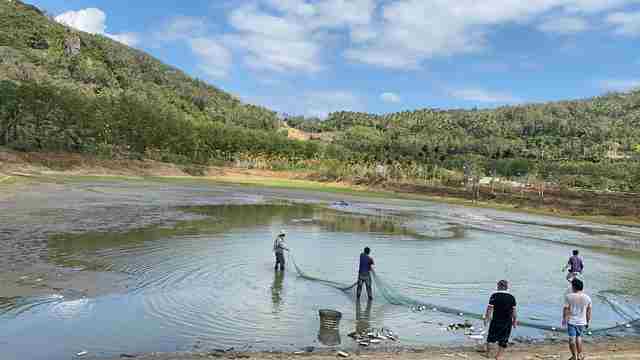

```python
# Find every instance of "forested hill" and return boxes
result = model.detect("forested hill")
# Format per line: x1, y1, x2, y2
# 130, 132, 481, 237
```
0, 0, 319, 163
0, 0, 277, 127
289, 93, 640, 164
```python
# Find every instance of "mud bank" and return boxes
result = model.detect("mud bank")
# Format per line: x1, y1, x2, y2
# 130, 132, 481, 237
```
109, 338, 640, 360
1, 149, 639, 226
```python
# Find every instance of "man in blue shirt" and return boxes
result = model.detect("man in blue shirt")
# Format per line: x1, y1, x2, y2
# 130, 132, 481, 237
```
563, 250, 584, 281
357, 247, 375, 301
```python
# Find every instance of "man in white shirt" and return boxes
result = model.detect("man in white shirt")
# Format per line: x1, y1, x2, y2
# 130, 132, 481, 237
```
562, 278, 592, 360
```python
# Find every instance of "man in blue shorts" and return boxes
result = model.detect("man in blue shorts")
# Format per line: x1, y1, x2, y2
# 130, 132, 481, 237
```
563, 278, 592, 360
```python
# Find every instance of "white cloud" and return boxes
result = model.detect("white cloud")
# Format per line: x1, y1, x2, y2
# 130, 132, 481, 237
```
55, 8, 106, 34
189, 38, 233, 78
55, 8, 139, 47
600, 79, 640, 92
156, 16, 208, 41
563, 0, 639, 13
450, 88, 521, 103
225, 0, 376, 73
350, 25, 378, 42
266, 0, 317, 17
345, 0, 639, 69
107, 33, 140, 47
607, 12, 640, 36
538, 16, 589, 34
156, 16, 232, 79
227, 4, 322, 73
380, 92, 401, 103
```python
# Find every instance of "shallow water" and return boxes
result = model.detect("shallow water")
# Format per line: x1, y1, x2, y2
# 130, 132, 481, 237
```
1, 178, 639, 360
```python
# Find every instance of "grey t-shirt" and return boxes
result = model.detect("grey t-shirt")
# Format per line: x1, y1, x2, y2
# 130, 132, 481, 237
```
565, 292, 592, 326
274, 238, 287, 254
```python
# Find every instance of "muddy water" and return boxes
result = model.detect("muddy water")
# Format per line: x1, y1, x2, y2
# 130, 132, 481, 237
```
1, 177, 639, 360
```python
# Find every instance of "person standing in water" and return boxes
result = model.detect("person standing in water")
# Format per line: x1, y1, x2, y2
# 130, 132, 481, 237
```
484, 280, 517, 360
356, 247, 375, 301
563, 278, 592, 360
273, 230, 289, 271
563, 250, 584, 281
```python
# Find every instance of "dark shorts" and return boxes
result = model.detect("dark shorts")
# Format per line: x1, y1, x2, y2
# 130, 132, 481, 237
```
275, 252, 285, 264
487, 320, 512, 348
358, 272, 371, 285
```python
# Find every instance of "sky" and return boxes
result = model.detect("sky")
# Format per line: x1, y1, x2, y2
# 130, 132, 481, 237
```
29, 0, 640, 117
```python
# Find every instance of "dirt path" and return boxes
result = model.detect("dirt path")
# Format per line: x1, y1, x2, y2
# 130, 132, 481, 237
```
110, 339, 640, 360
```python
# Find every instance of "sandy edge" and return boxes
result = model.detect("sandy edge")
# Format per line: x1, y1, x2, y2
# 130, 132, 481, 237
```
106, 338, 640, 360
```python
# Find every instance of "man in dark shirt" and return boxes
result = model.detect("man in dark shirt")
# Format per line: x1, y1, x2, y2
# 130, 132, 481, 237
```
564, 250, 584, 281
484, 280, 517, 360
356, 247, 375, 301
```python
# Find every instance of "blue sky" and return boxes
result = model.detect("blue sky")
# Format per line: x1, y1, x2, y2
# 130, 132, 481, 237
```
30, 0, 640, 117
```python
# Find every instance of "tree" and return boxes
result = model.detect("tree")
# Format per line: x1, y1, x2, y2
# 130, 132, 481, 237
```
0, 80, 19, 145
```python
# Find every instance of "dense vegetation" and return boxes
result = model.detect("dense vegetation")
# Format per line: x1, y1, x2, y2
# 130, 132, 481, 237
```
0, 0, 318, 165
1, 0, 639, 193
286, 95, 640, 191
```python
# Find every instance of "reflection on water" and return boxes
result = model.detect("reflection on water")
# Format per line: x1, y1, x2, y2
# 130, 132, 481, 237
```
318, 309, 342, 346
271, 271, 285, 313
318, 324, 341, 346
355, 300, 373, 334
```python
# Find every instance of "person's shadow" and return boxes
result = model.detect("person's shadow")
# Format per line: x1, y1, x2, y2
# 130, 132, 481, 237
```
271, 271, 285, 313
356, 300, 373, 334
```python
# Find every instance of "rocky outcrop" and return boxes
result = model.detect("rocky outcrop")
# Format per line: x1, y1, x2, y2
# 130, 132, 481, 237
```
63, 34, 81, 57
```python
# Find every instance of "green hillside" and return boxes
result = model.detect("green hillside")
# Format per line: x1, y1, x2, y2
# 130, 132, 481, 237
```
286, 87, 640, 192
0, 0, 319, 164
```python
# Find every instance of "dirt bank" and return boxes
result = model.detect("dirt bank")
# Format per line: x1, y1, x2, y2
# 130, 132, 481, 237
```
1, 150, 638, 226
110, 338, 640, 360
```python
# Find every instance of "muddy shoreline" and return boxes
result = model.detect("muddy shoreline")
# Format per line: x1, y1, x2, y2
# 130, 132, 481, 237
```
107, 338, 640, 360
1, 149, 639, 226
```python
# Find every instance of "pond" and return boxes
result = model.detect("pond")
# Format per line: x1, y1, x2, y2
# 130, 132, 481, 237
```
1, 178, 639, 360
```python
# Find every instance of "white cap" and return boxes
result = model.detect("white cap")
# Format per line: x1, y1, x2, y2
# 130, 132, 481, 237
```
279, 229, 286, 236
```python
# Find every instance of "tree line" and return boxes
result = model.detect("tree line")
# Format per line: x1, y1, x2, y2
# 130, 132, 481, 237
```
286, 90, 640, 192
0, 80, 320, 164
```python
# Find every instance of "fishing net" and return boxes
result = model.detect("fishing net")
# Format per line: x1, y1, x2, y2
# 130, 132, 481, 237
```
289, 253, 357, 291
289, 253, 639, 334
